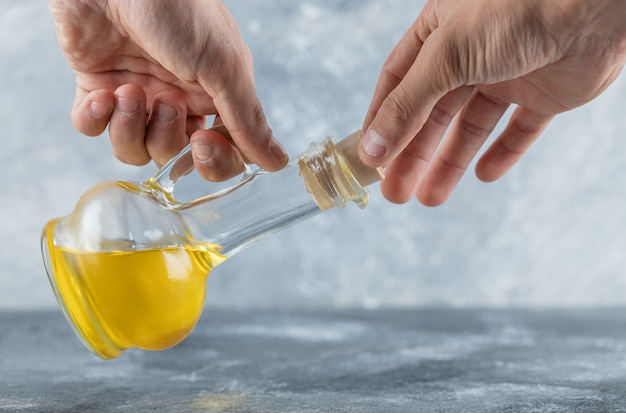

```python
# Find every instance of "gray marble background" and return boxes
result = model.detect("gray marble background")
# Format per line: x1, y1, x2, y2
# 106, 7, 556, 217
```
2, 0, 626, 310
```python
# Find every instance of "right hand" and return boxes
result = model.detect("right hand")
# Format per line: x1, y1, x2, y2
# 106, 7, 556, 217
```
50, 0, 288, 181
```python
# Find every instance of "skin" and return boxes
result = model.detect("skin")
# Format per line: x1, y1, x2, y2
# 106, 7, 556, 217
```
360, 0, 626, 205
51, 0, 626, 206
49, 0, 288, 182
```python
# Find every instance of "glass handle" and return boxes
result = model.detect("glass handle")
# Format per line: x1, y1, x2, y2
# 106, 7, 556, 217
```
150, 144, 194, 195
146, 125, 233, 198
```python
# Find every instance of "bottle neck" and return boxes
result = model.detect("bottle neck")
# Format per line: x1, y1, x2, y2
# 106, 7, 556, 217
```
179, 163, 322, 257
145, 130, 383, 258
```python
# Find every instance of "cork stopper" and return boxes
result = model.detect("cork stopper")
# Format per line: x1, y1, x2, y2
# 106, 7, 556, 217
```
335, 130, 384, 186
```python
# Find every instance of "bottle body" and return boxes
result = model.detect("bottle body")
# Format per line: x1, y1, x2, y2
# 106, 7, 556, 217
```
42, 226, 223, 359
41, 130, 382, 359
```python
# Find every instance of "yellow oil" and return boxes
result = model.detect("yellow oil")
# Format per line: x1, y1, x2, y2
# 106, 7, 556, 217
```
44, 221, 226, 359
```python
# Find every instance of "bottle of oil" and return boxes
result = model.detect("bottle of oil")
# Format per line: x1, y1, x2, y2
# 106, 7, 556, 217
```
41, 128, 383, 359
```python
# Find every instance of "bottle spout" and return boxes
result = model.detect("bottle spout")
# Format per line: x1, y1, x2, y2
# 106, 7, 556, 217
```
335, 130, 384, 187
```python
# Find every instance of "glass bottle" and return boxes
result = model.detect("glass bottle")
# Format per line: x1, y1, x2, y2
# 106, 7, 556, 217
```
41, 128, 383, 359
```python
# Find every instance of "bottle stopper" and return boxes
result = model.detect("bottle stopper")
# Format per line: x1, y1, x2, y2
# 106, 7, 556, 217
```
336, 130, 384, 186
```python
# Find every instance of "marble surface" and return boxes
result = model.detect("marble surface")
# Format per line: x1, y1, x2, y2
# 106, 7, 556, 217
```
2, 308, 626, 412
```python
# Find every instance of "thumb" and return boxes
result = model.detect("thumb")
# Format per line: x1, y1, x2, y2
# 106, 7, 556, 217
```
199, 43, 289, 172
359, 28, 461, 168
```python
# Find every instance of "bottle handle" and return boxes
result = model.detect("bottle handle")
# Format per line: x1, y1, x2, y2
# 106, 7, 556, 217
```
146, 125, 246, 200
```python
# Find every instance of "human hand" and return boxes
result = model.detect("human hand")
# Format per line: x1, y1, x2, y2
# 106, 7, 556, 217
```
50, 0, 288, 181
360, 0, 626, 205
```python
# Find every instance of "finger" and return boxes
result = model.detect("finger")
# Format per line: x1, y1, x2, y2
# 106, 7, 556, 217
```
362, 1, 436, 130
476, 107, 554, 182
186, 115, 207, 138
212, 87, 288, 172
199, 56, 288, 172
145, 93, 189, 168
71, 88, 114, 137
190, 128, 245, 182
380, 86, 474, 204
108, 84, 150, 165
359, 4, 458, 167
362, 35, 423, 132
416, 91, 510, 206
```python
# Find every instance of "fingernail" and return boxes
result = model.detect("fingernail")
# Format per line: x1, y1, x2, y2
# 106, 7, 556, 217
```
191, 142, 214, 163
116, 96, 139, 115
361, 129, 387, 158
269, 137, 288, 161
89, 101, 111, 119
155, 102, 178, 123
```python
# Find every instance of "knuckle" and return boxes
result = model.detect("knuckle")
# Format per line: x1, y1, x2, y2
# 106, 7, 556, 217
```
225, 104, 272, 149
72, 108, 106, 137
383, 90, 412, 124
113, 149, 150, 166
458, 118, 492, 140
511, 115, 542, 136
428, 104, 455, 129
196, 158, 242, 183
252, 104, 268, 126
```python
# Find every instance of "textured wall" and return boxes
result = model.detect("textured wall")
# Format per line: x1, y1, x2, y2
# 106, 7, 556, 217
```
2, 1, 625, 309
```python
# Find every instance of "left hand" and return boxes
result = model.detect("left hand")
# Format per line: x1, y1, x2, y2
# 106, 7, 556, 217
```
360, 0, 626, 205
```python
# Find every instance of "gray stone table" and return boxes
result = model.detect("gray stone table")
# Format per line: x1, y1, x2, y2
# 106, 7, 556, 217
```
2, 308, 626, 412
